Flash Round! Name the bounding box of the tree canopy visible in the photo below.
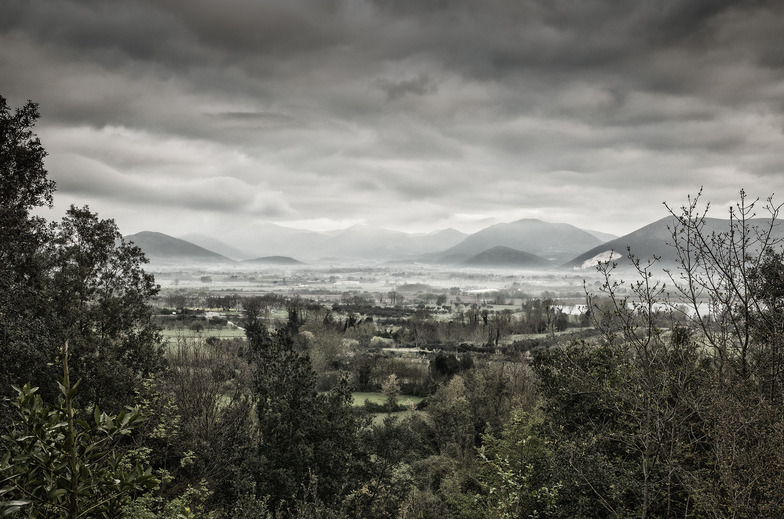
[0,95,163,416]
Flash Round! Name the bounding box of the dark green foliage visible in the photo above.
[141,337,259,512]
[533,344,646,517]
[0,97,163,416]
[528,194,784,517]
[248,325,367,511]
[431,352,473,380]
[0,96,58,418]
[532,258,706,517]
[747,247,784,400]
[0,96,54,211]
[48,206,164,411]
[242,296,271,352]
[348,414,435,518]
[2,204,165,413]
[520,298,569,334]
[0,351,156,518]
[478,409,558,519]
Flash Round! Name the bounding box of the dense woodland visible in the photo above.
[4,97,784,518]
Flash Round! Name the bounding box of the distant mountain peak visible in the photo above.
[462,246,549,268]
[123,231,233,265]
[438,219,602,265]
[563,215,784,269]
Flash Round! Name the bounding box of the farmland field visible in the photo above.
[351,391,424,408]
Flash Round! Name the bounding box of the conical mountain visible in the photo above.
[565,216,784,270]
[438,219,602,264]
[123,231,233,265]
[461,246,550,268]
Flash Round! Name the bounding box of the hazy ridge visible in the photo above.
[565,216,784,270]
[125,219,613,268]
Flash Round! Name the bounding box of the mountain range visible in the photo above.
[124,215,782,271]
[431,219,603,265]
[124,218,603,267]
[125,232,233,265]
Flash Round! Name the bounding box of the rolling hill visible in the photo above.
[461,246,550,268]
[564,216,784,270]
[123,231,233,265]
[180,233,253,260]
[235,223,327,259]
[313,225,467,260]
[564,216,677,269]
[436,219,603,265]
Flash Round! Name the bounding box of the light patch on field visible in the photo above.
[581,250,622,270]
[351,392,423,408]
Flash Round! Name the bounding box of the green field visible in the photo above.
[352,392,427,426]
[160,327,247,339]
[351,391,423,408]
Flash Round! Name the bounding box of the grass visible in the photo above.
[160,327,246,339]
[351,391,424,408]
[505,327,595,341]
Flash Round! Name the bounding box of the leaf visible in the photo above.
[1,500,32,515]
[46,488,67,499]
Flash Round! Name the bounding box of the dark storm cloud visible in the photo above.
[2,0,784,237]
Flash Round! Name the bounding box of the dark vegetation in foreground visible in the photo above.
[4,96,784,518]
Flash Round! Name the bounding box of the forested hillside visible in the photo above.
[4,97,784,518]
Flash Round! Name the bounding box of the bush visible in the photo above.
[0,348,157,517]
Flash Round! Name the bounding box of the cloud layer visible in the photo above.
[3,0,784,240]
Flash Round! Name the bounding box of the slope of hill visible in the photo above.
[412,228,468,252]
[438,219,602,264]
[313,225,435,260]
[180,233,253,260]
[461,246,550,268]
[243,255,303,265]
[123,231,233,265]
[565,216,677,269]
[583,229,618,243]
[232,223,329,259]
[565,216,784,270]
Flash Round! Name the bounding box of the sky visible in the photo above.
[3,0,784,242]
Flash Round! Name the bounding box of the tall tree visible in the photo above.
[0,96,54,212]
[0,96,58,410]
[47,205,163,410]
[246,322,367,512]
[0,96,163,414]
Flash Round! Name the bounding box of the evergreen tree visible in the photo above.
[247,324,367,512]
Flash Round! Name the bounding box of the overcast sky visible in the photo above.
[3,0,784,241]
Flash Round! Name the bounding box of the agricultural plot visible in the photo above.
[351,391,424,408]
